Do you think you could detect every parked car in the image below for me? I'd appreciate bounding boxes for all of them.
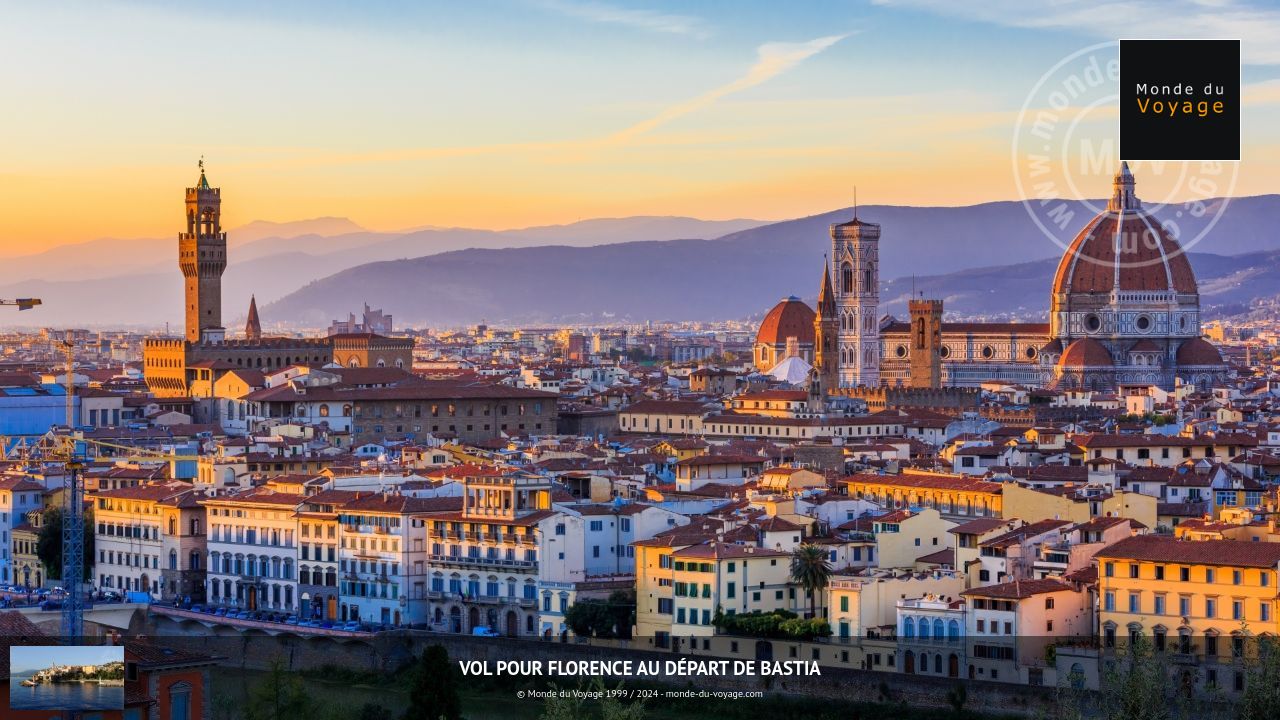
[285,615,299,626]
[340,621,361,632]
[471,626,501,638]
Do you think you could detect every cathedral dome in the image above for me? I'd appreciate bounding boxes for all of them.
[1058,338,1113,368]
[1050,163,1198,298]
[757,296,816,346]
[1176,337,1222,366]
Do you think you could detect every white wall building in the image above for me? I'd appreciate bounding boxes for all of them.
[203,488,303,614]
[336,493,432,626]
[0,477,43,585]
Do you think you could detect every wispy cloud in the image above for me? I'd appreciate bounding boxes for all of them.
[605,34,850,144]
[872,0,1280,64]
[206,35,853,172]
[532,0,709,38]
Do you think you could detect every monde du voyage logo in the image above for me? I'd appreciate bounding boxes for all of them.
[1120,39,1240,161]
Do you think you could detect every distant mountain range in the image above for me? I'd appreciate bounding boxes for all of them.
[3,197,1277,328]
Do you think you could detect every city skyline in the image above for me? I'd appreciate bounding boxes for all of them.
[4,0,1280,254]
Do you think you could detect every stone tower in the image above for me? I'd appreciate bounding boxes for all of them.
[245,295,262,341]
[181,162,226,343]
[831,214,880,387]
[813,258,840,397]
[908,298,943,389]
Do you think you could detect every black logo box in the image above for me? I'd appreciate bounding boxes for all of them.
[1119,39,1240,161]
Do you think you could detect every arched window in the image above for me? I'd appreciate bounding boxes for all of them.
[168,550,177,571]
[842,263,854,293]
[919,618,930,639]
[903,617,915,638]
[320,404,330,417]
[916,317,926,349]
[168,681,193,720]
[948,619,960,642]
[933,619,944,639]
[864,268,872,289]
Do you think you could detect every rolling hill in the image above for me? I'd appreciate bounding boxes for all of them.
[5,197,1277,328]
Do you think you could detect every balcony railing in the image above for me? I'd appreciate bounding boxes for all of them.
[429,553,535,569]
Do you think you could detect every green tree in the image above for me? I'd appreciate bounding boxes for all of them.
[945,682,967,715]
[35,507,95,583]
[1098,635,1170,720]
[403,645,461,720]
[356,703,394,720]
[539,678,645,720]
[246,660,313,720]
[564,590,635,639]
[789,543,832,620]
[1240,636,1280,720]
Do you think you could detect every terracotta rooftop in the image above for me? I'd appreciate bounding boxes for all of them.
[1095,535,1280,568]
[961,578,1076,600]
[844,471,1003,494]
[757,297,815,347]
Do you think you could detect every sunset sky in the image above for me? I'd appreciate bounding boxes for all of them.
[2,0,1279,254]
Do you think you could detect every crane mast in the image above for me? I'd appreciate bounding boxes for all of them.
[58,331,86,639]
[0,299,87,639]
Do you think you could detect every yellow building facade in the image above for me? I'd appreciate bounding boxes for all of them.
[1095,535,1280,661]
[634,537,794,644]
[844,471,1003,520]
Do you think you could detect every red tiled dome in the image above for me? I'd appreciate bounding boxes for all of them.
[1176,338,1222,366]
[1051,165,1198,297]
[1058,338,1113,367]
[756,297,815,346]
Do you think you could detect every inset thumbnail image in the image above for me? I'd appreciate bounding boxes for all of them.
[9,645,125,711]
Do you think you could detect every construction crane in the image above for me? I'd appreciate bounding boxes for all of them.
[56,330,87,639]
[52,328,196,639]
[5,431,201,640]
[0,297,42,310]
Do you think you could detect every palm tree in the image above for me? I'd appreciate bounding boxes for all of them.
[789,543,832,620]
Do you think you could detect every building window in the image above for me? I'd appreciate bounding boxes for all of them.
[167,681,192,720]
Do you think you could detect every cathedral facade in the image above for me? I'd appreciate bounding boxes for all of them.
[755,164,1228,393]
